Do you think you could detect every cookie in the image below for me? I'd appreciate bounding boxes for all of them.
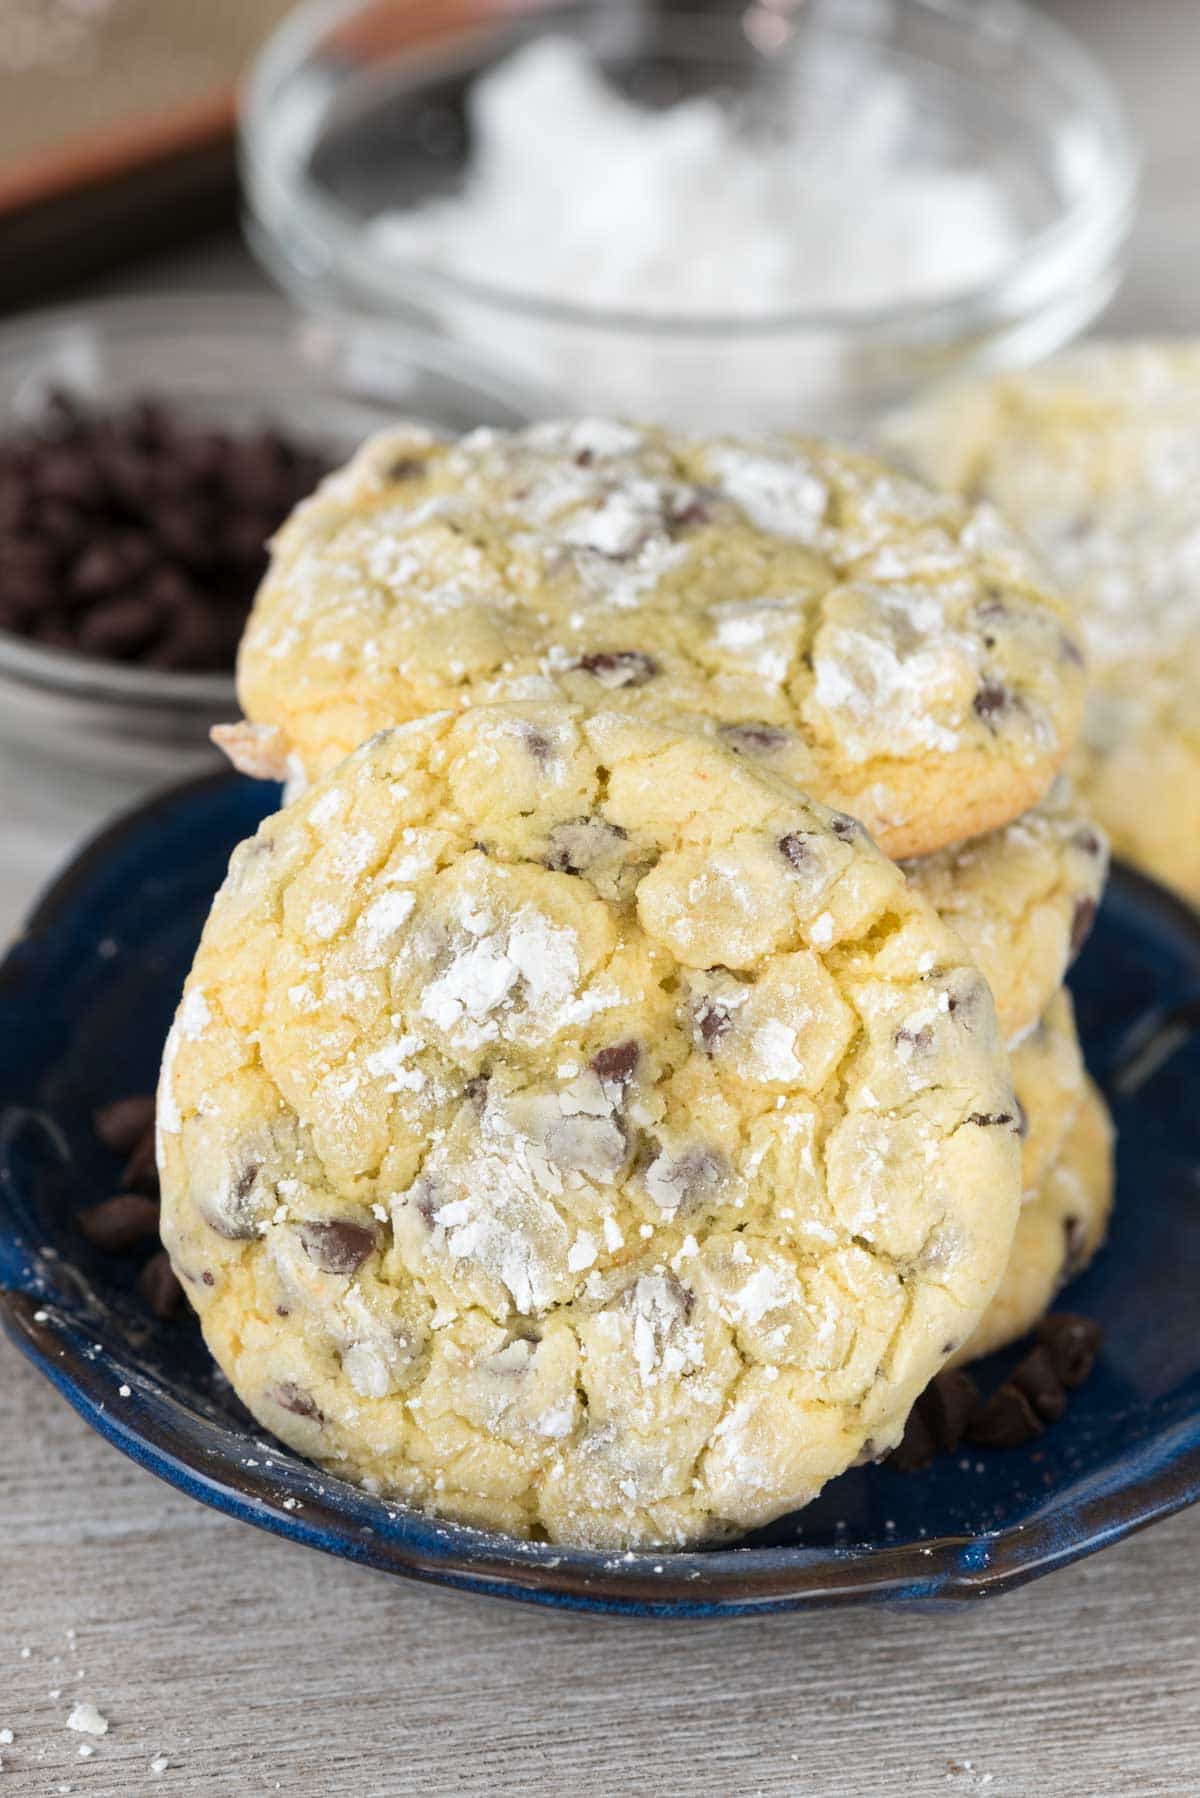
[225,421,1084,860]
[953,1075,1113,1367]
[159,701,1021,1548]
[881,344,1200,903]
[904,782,1107,1047]
[1010,988,1086,1201]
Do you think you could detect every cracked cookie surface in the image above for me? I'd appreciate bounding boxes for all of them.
[904,782,1106,1047]
[159,702,1020,1547]
[882,344,1200,902]
[230,420,1084,859]
[954,1075,1112,1367]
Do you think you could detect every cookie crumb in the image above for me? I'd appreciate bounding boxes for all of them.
[66,1703,108,1738]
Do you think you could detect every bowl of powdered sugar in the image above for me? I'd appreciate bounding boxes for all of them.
[242,0,1136,429]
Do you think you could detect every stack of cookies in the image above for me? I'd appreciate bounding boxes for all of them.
[157,422,1113,1547]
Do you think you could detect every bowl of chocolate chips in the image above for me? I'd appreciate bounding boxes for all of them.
[0,295,547,777]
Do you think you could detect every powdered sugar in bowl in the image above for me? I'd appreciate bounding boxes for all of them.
[243,0,1136,431]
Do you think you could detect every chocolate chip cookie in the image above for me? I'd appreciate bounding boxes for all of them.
[882,343,1200,903]
[159,702,1021,1546]
[224,421,1084,859]
[953,1075,1113,1367]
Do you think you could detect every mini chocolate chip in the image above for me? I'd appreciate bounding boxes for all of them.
[1036,1313,1102,1389]
[78,1193,161,1252]
[888,1408,937,1473]
[120,1127,160,1196]
[889,1368,979,1472]
[522,726,554,766]
[591,1040,640,1084]
[545,815,628,875]
[1010,1342,1067,1423]
[829,814,865,842]
[574,649,659,688]
[777,831,814,872]
[93,1093,156,1155]
[666,492,714,530]
[298,1219,377,1276]
[1073,827,1103,858]
[270,1381,324,1422]
[202,1271,215,1287]
[138,1249,183,1320]
[972,679,1011,724]
[717,722,789,756]
[694,997,732,1052]
[966,1382,1044,1448]
[966,1110,1018,1130]
[232,1161,260,1204]
[1069,896,1098,959]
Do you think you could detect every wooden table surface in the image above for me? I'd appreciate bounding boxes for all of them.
[3,3,1199,1793]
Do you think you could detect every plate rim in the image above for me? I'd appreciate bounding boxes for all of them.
[2,771,1199,1618]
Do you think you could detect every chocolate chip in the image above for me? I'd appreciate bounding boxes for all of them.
[269,1381,324,1422]
[694,997,732,1052]
[717,722,789,756]
[78,1193,161,1252]
[120,1127,160,1196]
[138,1249,184,1320]
[1010,1342,1067,1423]
[966,1110,1018,1130]
[574,650,659,688]
[463,1073,490,1111]
[645,1144,725,1215]
[777,832,814,872]
[889,1368,979,1472]
[386,455,427,482]
[966,1381,1044,1448]
[232,1161,261,1204]
[972,679,1011,724]
[298,1219,377,1276]
[591,1040,640,1085]
[0,392,330,671]
[1069,896,1098,959]
[545,816,628,876]
[522,726,554,766]
[1036,1313,1102,1388]
[829,814,865,842]
[93,1094,156,1155]
[1073,827,1104,858]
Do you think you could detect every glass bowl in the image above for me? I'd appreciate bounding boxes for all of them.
[242,0,1139,432]
[0,293,550,784]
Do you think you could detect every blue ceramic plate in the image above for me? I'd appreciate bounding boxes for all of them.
[2,774,1198,1618]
